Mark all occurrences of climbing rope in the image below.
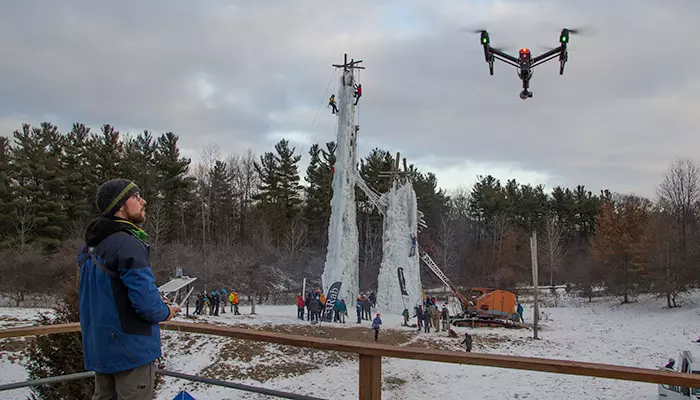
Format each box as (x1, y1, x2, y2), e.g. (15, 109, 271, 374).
(299, 68, 337, 158)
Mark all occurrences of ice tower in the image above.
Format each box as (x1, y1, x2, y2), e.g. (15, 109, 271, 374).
(376, 180, 423, 314)
(321, 55, 363, 309)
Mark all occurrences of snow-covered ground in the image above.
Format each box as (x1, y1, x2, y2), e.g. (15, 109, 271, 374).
(2, 292, 700, 399)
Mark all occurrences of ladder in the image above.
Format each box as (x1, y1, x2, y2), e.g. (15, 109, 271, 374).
(418, 248, 468, 307)
(353, 170, 387, 216)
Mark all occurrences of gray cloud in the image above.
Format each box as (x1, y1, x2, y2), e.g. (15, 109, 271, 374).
(0, 0, 698, 198)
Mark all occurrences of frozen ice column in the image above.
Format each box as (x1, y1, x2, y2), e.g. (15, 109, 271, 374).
(322, 67, 359, 306)
(376, 181, 423, 315)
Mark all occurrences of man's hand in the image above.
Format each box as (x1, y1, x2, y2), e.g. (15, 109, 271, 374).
(165, 304, 182, 321)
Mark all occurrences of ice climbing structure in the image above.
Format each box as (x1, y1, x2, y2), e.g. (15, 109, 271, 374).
(321, 57, 361, 307)
(376, 180, 423, 314)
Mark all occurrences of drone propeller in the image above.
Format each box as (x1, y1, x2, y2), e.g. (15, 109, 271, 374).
(562, 25, 596, 36)
(490, 46, 512, 52)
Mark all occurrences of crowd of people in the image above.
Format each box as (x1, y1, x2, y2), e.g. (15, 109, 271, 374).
(193, 290, 240, 316)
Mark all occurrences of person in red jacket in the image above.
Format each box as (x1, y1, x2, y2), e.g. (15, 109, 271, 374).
(353, 84, 362, 105)
(296, 294, 305, 320)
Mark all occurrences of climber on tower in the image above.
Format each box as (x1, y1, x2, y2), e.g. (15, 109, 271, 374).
(328, 94, 338, 114)
(409, 233, 417, 257)
(353, 84, 362, 105)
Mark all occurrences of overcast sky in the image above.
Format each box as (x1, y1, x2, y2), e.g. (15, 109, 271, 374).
(1, 0, 698, 199)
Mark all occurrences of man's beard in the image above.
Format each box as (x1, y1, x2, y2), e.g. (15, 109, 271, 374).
(125, 205, 146, 224)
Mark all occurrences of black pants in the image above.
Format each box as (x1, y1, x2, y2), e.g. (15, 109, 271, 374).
(374, 328, 379, 341)
(297, 307, 304, 319)
(330, 103, 338, 113)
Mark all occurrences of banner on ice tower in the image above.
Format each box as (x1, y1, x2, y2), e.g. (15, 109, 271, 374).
(323, 281, 342, 322)
(397, 268, 409, 296)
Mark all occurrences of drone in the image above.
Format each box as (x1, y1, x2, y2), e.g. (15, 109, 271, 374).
(477, 28, 581, 100)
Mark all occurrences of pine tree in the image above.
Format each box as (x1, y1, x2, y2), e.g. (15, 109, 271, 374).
(91, 124, 124, 183)
(304, 142, 335, 248)
(209, 160, 236, 244)
(122, 130, 157, 199)
(62, 123, 98, 234)
(254, 151, 280, 217)
(0, 136, 12, 240)
(254, 139, 303, 245)
(153, 132, 194, 242)
(9, 123, 69, 248)
(274, 139, 303, 222)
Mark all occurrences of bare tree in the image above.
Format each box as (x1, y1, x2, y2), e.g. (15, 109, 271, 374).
(540, 214, 567, 287)
(0, 247, 45, 306)
(361, 215, 382, 290)
(8, 204, 35, 252)
(283, 216, 307, 257)
(657, 158, 700, 252)
(145, 202, 172, 254)
(436, 217, 459, 286)
(230, 149, 260, 241)
(656, 158, 700, 306)
(197, 143, 220, 250)
(448, 186, 471, 220)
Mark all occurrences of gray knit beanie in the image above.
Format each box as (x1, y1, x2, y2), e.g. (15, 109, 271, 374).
(96, 179, 140, 216)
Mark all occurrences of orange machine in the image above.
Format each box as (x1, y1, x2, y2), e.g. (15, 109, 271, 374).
(452, 287, 520, 327)
(468, 287, 516, 317)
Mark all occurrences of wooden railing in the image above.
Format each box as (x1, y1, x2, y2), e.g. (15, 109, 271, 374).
(2, 321, 700, 399)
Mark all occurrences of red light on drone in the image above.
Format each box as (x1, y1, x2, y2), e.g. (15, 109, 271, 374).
(519, 48, 530, 54)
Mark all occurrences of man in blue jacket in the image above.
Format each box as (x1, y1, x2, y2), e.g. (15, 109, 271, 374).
(78, 178, 180, 399)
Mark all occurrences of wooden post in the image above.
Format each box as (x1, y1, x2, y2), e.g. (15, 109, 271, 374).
(530, 231, 540, 340)
(359, 355, 382, 400)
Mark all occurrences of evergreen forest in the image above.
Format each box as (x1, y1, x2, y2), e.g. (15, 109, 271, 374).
(1, 122, 699, 308)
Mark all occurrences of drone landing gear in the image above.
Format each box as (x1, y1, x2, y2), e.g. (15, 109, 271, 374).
(520, 77, 533, 100)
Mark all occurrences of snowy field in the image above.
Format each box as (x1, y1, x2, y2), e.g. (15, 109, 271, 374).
(2, 291, 700, 399)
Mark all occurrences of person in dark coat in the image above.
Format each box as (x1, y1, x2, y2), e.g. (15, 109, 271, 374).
(356, 297, 363, 323)
(422, 307, 431, 333)
(305, 293, 313, 320)
(413, 306, 423, 331)
(369, 292, 376, 308)
(362, 296, 371, 320)
(461, 332, 473, 352)
(78, 179, 180, 399)
(308, 297, 320, 323)
(212, 291, 220, 316)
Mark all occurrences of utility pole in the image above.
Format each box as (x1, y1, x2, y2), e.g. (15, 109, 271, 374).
(530, 231, 540, 340)
(332, 53, 365, 84)
(378, 152, 408, 185)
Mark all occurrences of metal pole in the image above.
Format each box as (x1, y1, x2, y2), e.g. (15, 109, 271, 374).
(0, 371, 95, 392)
(530, 231, 540, 340)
